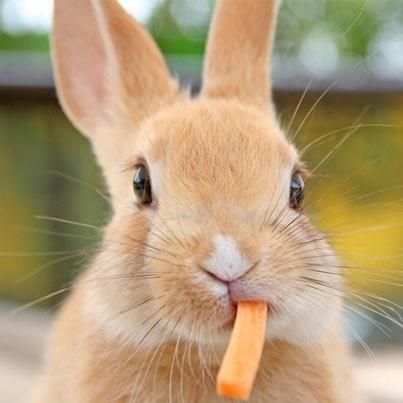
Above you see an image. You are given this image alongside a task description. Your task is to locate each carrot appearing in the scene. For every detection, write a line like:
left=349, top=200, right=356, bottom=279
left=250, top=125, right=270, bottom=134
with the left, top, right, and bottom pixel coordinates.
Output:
left=216, top=301, right=268, bottom=401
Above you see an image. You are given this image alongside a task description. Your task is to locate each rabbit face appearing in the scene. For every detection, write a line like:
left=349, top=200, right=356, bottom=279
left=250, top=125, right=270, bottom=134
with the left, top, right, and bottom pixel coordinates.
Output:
left=84, top=98, right=342, bottom=349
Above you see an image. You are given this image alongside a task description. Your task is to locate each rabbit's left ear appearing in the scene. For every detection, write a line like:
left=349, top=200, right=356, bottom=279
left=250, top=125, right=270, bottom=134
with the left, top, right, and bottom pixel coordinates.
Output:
left=52, top=0, right=180, bottom=138
left=202, top=0, right=279, bottom=111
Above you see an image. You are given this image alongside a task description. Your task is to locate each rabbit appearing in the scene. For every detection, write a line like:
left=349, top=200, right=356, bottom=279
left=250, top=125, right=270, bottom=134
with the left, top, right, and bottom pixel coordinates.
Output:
left=34, top=0, right=358, bottom=402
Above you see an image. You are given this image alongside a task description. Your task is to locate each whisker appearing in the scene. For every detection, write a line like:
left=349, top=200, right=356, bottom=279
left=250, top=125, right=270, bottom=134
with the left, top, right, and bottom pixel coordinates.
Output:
left=344, top=304, right=391, bottom=338
left=0, top=249, right=92, bottom=257
left=7, top=287, right=71, bottom=316
left=292, top=81, right=336, bottom=141
left=349, top=292, right=403, bottom=329
left=119, top=294, right=166, bottom=315
left=342, top=315, right=376, bottom=361
left=285, top=76, right=314, bottom=137
left=340, top=155, right=386, bottom=183
left=48, top=169, right=110, bottom=204
left=310, top=124, right=362, bottom=175
left=13, top=225, right=98, bottom=240
left=13, top=252, right=85, bottom=285
left=34, top=215, right=101, bottom=231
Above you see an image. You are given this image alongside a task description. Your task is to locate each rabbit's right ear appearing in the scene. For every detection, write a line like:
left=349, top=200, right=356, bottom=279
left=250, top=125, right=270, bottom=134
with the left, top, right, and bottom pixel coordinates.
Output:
left=52, top=0, right=179, bottom=177
left=202, top=0, right=279, bottom=112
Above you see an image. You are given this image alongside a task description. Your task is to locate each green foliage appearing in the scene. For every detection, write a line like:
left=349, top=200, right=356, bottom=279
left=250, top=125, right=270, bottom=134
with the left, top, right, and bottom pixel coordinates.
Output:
left=0, top=32, right=48, bottom=51
left=1, top=0, right=403, bottom=60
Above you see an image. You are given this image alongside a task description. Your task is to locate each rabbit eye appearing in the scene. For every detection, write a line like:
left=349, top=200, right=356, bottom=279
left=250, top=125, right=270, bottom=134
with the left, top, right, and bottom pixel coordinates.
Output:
left=133, top=164, right=152, bottom=205
left=290, top=173, right=304, bottom=210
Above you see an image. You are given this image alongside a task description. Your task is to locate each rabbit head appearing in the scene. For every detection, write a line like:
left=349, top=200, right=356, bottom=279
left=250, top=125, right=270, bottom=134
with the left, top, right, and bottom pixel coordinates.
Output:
left=52, top=0, right=342, bottom=349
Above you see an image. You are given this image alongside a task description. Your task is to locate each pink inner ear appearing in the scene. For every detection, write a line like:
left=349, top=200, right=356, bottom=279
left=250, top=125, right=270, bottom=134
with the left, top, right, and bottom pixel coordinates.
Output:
left=53, top=0, right=107, bottom=128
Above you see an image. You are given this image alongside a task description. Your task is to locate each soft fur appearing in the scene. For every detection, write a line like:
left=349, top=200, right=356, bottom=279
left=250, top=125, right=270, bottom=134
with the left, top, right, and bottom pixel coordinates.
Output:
left=35, top=0, right=356, bottom=401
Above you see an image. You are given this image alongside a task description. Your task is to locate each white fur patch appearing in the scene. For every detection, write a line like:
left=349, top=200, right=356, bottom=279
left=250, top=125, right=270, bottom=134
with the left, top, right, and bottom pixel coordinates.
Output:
left=204, top=234, right=250, bottom=281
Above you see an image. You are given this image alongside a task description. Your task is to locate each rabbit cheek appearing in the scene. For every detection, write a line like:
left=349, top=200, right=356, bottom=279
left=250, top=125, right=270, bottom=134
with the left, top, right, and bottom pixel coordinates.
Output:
left=260, top=222, right=343, bottom=347
left=81, top=212, right=170, bottom=346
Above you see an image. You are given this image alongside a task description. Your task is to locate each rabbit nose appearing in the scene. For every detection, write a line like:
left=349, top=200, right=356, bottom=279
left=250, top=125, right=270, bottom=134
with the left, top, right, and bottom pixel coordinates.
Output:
left=203, top=234, right=253, bottom=282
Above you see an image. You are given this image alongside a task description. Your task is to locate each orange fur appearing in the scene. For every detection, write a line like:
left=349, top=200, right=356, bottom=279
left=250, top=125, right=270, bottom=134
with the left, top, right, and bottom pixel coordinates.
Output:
left=35, top=0, right=357, bottom=401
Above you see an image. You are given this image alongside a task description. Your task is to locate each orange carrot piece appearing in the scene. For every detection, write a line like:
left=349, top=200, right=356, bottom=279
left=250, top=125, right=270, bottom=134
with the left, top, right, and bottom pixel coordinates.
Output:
left=217, top=301, right=267, bottom=401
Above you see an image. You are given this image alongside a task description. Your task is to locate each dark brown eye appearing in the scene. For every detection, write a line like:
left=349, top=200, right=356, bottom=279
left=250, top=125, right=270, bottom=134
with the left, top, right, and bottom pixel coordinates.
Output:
left=290, top=173, right=304, bottom=210
left=133, top=164, right=152, bottom=205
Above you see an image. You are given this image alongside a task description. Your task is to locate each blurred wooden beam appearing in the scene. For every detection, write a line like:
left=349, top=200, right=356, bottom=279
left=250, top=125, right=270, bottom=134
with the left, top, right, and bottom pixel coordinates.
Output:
left=0, top=51, right=402, bottom=101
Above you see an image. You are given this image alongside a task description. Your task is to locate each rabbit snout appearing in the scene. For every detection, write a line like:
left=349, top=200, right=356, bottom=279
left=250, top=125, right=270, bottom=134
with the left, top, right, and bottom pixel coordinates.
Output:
left=202, top=233, right=256, bottom=282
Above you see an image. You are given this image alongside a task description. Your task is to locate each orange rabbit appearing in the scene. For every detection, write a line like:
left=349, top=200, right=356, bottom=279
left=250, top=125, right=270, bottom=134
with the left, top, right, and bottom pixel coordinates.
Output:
left=34, top=0, right=356, bottom=401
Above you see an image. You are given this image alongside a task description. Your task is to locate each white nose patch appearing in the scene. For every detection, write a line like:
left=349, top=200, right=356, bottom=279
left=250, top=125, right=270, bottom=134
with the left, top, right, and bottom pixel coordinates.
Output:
left=204, top=234, right=251, bottom=282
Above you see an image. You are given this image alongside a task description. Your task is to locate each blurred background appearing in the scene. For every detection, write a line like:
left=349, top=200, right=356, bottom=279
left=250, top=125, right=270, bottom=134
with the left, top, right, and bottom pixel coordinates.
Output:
left=0, top=0, right=402, bottom=402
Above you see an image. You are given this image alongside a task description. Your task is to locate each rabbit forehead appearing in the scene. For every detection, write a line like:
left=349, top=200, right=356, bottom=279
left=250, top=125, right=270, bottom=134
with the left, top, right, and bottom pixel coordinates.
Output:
left=141, top=99, right=297, bottom=203
left=141, top=99, right=298, bottom=167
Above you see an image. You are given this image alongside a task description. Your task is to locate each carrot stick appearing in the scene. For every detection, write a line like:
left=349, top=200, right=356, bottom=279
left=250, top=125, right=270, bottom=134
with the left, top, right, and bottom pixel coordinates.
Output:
left=217, top=301, right=267, bottom=400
